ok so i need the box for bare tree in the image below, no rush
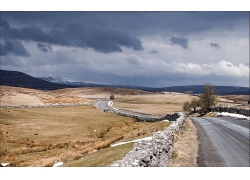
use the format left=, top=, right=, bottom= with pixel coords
left=200, top=83, right=217, bottom=113
left=182, top=99, right=201, bottom=113
left=182, top=101, right=192, bottom=112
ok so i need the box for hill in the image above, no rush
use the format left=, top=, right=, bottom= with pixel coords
left=0, top=70, right=74, bottom=90
left=1, top=70, right=249, bottom=95
left=153, top=85, right=250, bottom=95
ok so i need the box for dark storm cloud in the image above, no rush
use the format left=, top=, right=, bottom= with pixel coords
left=0, top=40, right=30, bottom=57
left=170, top=36, right=188, bottom=49
left=210, top=42, right=221, bottom=49
left=1, top=19, right=143, bottom=53
left=37, top=43, right=52, bottom=52
left=2, top=12, right=248, bottom=35
left=149, top=49, right=159, bottom=54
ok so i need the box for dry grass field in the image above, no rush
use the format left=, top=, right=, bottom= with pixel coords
left=168, top=118, right=198, bottom=167
left=216, top=95, right=250, bottom=108
left=0, top=105, right=170, bottom=167
left=1, top=85, right=246, bottom=167
left=114, top=92, right=199, bottom=116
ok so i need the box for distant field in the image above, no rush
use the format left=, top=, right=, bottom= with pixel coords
left=114, top=93, right=199, bottom=116
left=0, top=105, right=170, bottom=167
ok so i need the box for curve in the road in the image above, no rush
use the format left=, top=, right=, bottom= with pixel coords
left=95, top=100, right=161, bottom=119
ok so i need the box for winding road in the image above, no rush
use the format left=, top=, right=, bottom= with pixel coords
left=191, top=117, right=249, bottom=167
left=95, top=100, right=159, bottom=119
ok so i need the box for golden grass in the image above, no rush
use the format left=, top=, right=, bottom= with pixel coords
left=168, top=118, right=198, bottom=167
left=0, top=105, right=170, bottom=167
left=114, top=94, right=198, bottom=116
left=62, top=142, right=135, bottom=167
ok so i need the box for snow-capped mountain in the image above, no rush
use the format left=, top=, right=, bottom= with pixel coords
left=39, top=76, right=76, bottom=83
left=37, top=76, right=111, bottom=87
left=38, top=76, right=87, bottom=86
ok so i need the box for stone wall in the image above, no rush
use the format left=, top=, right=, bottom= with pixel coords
left=211, top=106, right=250, bottom=117
left=0, top=102, right=92, bottom=109
left=104, top=108, right=181, bottom=122
left=108, top=113, right=185, bottom=167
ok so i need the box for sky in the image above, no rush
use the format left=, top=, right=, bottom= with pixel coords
left=0, top=11, right=249, bottom=87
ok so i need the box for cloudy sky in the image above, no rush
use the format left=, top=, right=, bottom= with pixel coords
left=0, top=11, right=249, bottom=87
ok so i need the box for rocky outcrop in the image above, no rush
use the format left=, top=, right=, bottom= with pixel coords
left=211, top=106, right=250, bottom=117
left=108, top=113, right=185, bottom=167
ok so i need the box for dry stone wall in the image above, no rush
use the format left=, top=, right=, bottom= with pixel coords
left=108, top=113, right=185, bottom=167
left=211, top=106, right=250, bottom=117
left=104, top=108, right=181, bottom=122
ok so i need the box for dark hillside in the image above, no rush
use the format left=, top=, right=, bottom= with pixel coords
left=0, top=70, right=73, bottom=90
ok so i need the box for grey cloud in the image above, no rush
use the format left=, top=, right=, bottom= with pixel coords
left=2, top=20, right=143, bottom=54
left=2, top=12, right=248, bottom=36
left=125, top=56, right=139, bottom=65
left=210, top=42, right=221, bottom=49
left=0, top=40, right=30, bottom=57
left=37, top=43, right=52, bottom=52
left=170, top=36, right=188, bottom=49
left=149, top=49, right=159, bottom=54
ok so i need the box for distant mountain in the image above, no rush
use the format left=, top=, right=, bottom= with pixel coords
left=38, top=76, right=76, bottom=84
left=0, top=70, right=74, bottom=90
left=37, top=76, right=110, bottom=87
left=153, top=85, right=250, bottom=95
left=1, top=70, right=249, bottom=95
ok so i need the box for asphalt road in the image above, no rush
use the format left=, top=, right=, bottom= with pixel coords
left=95, top=100, right=158, bottom=118
left=191, top=117, right=249, bottom=167
left=95, top=100, right=109, bottom=110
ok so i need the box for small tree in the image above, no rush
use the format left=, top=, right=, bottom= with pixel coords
left=182, top=99, right=201, bottom=113
left=110, top=94, right=115, bottom=101
left=190, top=99, right=201, bottom=113
left=200, top=83, right=217, bottom=113
left=182, top=101, right=191, bottom=112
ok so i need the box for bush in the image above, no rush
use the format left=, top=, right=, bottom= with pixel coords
left=110, top=94, right=115, bottom=101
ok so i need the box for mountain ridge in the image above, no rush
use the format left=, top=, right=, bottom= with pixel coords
left=0, top=70, right=249, bottom=95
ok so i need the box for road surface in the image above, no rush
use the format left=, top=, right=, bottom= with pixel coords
left=95, top=100, right=159, bottom=119
left=191, top=117, right=249, bottom=167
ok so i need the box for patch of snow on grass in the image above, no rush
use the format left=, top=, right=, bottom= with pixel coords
left=53, top=161, right=64, bottom=167
left=163, top=120, right=170, bottom=122
left=216, top=112, right=249, bottom=120
left=111, top=136, right=152, bottom=147
left=1, top=163, right=9, bottom=167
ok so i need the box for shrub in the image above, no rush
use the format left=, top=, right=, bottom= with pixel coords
left=110, top=94, right=115, bottom=101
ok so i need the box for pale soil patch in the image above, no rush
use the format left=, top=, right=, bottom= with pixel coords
left=1, top=93, right=45, bottom=106
left=168, top=118, right=198, bottom=167
left=216, top=95, right=250, bottom=107
left=0, top=86, right=155, bottom=107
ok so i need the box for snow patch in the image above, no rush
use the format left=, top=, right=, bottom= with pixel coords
left=216, top=112, right=250, bottom=120
left=111, top=136, right=152, bottom=147
left=1, top=163, right=9, bottom=167
left=53, top=161, right=64, bottom=167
